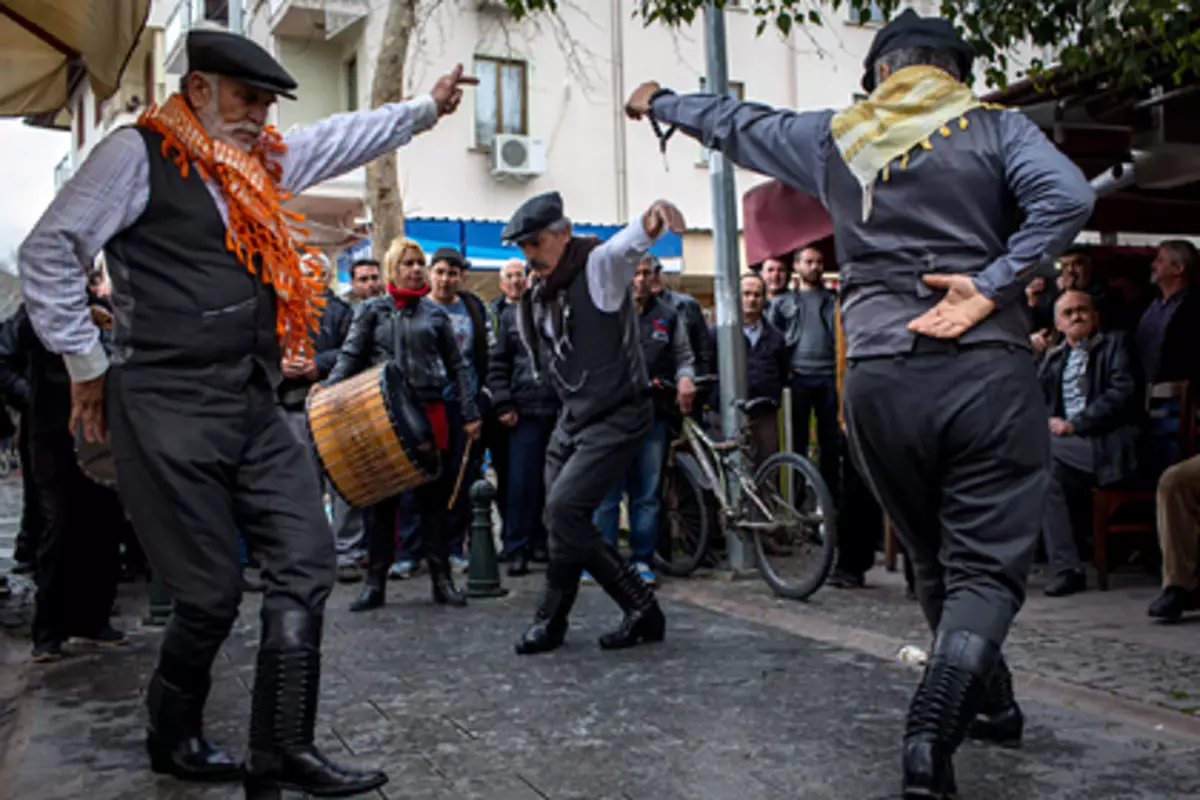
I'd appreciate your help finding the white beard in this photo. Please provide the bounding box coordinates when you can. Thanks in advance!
[197,97,261,153]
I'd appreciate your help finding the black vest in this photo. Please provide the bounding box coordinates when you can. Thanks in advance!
[104,127,281,386]
[517,237,649,433]
[826,106,1030,358]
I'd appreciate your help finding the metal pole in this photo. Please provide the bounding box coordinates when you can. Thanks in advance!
[704,2,753,572]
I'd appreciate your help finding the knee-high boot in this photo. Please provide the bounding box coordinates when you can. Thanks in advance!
[902,629,998,800]
[586,543,665,649]
[145,652,242,782]
[966,654,1023,747]
[348,564,386,612]
[515,561,584,655]
[244,610,387,797]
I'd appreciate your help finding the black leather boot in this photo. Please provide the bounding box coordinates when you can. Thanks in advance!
[428,554,467,607]
[507,547,531,577]
[588,544,666,650]
[348,566,386,612]
[244,610,387,797]
[967,654,1023,748]
[902,629,998,800]
[515,562,583,655]
[145,659,242,782]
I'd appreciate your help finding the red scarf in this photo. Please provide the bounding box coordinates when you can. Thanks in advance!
[387,282,429,307]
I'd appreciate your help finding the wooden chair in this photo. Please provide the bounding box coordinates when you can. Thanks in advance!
[1091,381,1196,590]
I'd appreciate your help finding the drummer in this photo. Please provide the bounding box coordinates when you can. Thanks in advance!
[323,237,482,611]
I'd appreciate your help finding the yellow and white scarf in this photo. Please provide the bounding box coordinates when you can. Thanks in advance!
[830,65,1002,222]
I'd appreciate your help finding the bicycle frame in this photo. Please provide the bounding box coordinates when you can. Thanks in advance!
[671,415,782,532]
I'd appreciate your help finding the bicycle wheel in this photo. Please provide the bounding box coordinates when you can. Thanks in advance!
[749,451,837,600]
[653,458,712,577]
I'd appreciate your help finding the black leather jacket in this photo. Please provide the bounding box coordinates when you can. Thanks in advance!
[325,295,480,421]
[487,303,559,418]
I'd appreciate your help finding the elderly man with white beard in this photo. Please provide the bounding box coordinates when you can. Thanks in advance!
[18,26,475,797]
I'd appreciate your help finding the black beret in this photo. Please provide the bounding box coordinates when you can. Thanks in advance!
[502,191,566,246]
[430,247,470,270]
[187,28,298,100]
[861,9,974,93]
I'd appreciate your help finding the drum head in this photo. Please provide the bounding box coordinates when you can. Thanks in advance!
[379,362,441,475]
[75,425,118,488]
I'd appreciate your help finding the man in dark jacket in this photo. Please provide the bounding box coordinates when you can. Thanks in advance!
[506,191,689,656]
[1037,290,1143,597]
[279,254,357,574]
[484,258,527,560]
[1134,240,1200,385]
[0,308,40,576]
[487,295,559,575]
[650,256,713,391]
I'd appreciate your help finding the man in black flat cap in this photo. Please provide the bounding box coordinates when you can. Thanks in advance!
[505,190,691,656]
[626,9,1095,799]
[19,24,476,797]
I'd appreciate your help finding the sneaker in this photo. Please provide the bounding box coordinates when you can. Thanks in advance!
[827,568,865,589]
[449,555,469,575]
[242,567,264,593]
[634,562,657,587]
[72,625,129,647]
[31,642,64,663]
[389,559,417,580]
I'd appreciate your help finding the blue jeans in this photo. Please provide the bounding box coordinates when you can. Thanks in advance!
[593,418,669,564]
[505,415,555,555]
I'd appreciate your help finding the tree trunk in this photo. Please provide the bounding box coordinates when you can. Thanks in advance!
[366,0,418,262]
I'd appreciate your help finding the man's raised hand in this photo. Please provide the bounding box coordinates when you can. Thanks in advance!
[625,81,662,120]
[431,64,479,118]
[642,200,685,239]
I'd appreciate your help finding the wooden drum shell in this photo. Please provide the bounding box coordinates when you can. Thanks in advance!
[308,363,439,508]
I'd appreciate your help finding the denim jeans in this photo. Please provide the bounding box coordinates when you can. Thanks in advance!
[504,414,555,555]
[593,418,669,563]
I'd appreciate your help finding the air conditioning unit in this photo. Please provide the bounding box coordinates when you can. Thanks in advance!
[490,134,547,179]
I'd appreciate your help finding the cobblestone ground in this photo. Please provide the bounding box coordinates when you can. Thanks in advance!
[659,559,1200,720]
[2,576,1200,800]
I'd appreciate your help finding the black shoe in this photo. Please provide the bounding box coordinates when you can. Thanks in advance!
[429,556,467,607]
[516,562,583,655]
[828,568,865,589]
[31,641,64,663]
[335,564,363,584]
[507,549,531,578]
[1148,585,1200,622]
[966,655,1023,748]
[245,610,387,797]
[349,567,386,612]
[145,667,242,783]
[902,630,997,800]
[72,624,130,647]
[587,544,666,650]
[1044,569,1086,597]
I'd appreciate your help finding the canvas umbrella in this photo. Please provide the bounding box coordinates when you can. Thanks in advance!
[0,0,150,118]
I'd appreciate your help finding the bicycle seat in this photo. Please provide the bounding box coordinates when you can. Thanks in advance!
[733,397,778,416]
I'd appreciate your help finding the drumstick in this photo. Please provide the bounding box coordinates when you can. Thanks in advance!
[446,439,475,510]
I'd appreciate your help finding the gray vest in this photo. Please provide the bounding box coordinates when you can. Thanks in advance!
[517,237,649,434]
[826,107,1030,358]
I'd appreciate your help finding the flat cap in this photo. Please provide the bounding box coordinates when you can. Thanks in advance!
[502,191,566,246]
[430,246,470,270]
[861,9,974,93]
[187,28,298,100]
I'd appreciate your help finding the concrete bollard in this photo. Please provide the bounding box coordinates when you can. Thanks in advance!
[466,479,508,598]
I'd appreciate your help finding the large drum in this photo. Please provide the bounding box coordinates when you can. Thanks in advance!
[308,362,441,508]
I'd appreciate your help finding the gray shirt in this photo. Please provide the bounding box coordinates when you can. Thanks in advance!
[19,95,439,383]
[650,92,1094,310]
[791,289,836,375]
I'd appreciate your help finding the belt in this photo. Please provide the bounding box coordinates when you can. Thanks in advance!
[848,338,1021,364]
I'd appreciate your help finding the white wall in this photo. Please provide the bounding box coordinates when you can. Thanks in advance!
[276,37,344,132]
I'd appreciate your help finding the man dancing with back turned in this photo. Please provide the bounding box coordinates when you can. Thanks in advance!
[626,10,1094,798]
[506,191,694,655]
[19,26,475,797]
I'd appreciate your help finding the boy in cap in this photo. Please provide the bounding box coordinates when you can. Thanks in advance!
[504,191,692,655]
[626,9,1094,798]
[19,25,476,797]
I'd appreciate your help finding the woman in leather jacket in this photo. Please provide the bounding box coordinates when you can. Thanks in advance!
[324,238,482,611]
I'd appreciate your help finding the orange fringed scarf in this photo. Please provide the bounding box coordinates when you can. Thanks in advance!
[136,93,325,358]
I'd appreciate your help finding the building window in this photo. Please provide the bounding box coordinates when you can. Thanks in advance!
[698,78,744,165]
[847,1,886,25]
[344,55,358,112]
[474,56,527,149]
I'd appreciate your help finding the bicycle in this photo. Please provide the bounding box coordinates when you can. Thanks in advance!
[655,377,837,600]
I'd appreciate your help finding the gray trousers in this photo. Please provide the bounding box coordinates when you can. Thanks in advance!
[1041,435,1094,574]
[108,366,335,677]
[544,400,652,565]
[285,411,365,565]
[843,344,1049,646]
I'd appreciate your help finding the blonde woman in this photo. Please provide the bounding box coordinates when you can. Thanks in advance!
[324,238,481,610]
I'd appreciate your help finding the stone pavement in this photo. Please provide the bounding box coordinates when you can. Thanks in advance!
[3,574,1200,800]
[660,559,1200,724]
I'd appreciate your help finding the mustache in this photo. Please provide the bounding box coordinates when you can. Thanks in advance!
[529,259,552,272]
